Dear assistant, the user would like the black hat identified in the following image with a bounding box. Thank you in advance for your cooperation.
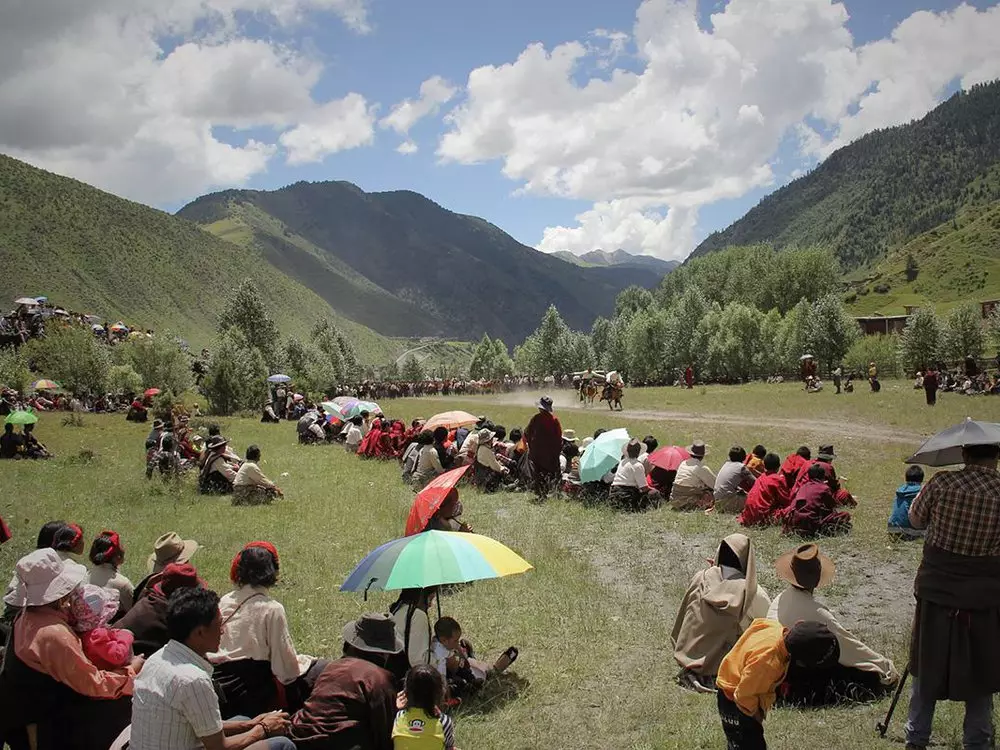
[538,396,554,413]
[342,613,403,654]
[785,622,840,669]
[818,445,836,461]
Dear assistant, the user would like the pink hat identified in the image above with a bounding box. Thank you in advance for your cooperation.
[4,549,88,607]
[69,584,121,633]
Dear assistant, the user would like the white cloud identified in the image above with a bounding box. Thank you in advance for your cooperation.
[380,75,458,153]
[396,141,419,155]
[439,0,1000,260]
[280,93,376,165]
[0,0,374,204]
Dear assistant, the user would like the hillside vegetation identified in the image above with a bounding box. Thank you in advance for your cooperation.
[692,80,1000,270]
[0,154,398,361]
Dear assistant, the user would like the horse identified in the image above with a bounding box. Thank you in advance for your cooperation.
[601,384,623,411]
[582,381,600,406]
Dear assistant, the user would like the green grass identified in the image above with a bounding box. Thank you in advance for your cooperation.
[1,382,992,748]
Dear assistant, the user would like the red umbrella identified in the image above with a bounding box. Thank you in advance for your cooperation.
[144,388,161,397]
[648,445,690,472]
[405,465,471,536]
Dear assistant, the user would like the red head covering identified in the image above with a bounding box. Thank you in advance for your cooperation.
[99,530,124,558]
[229,541,280,583]
[156,562,202,596]
[65,523,84,548]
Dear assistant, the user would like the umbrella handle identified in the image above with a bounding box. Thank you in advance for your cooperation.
[363,577,377,602]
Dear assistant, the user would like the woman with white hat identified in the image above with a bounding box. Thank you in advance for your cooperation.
[0,548,141,750]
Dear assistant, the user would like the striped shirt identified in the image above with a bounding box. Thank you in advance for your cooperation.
[131,640,224,750]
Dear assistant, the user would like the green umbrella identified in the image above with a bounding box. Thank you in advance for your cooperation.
[579,427,630,482]
[5,410,38,425]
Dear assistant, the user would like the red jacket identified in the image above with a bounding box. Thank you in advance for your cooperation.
[525,411,562,474]
[738,472,790,527]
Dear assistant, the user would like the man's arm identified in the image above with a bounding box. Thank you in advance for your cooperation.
[908,483,932,529]
[201,713,289,750]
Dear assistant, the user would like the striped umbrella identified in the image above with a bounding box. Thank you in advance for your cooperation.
[340,530,532,593]
[30,379,60,391]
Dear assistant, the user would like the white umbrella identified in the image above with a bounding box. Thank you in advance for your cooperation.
[13,297,39,306]
[799,354,815,360]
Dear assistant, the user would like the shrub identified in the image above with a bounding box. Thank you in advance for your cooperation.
[107,364,143,396]
[0,346,31,393]
[115,336,192,394]
[845,334,902,378]
[22,326,109,396]
[202,328,268,415]
[873,283,891,294]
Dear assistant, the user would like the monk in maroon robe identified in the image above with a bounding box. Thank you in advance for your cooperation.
[525,396,562,500]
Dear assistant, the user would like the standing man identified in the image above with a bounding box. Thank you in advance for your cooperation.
[525,396,562,501]
[684,365,694,390]
[905,442,1000,750]
[923,366,939,406]
[832,365,842,395]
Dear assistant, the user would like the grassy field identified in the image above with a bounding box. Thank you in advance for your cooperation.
[2,381,996,749]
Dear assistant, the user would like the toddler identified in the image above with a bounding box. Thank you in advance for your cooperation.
[69,584,134,670]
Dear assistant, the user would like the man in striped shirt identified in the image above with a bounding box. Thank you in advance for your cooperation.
[130,587,293,750]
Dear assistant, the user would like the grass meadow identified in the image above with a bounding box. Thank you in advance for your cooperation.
[3,380,1000,749]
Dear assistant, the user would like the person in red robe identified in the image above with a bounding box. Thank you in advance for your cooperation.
[780,446,812,488]
[684,366,694,389]
[525,396,562,500]
[789,445,856,508]
[738,454,790,527]
[779,462,852,536]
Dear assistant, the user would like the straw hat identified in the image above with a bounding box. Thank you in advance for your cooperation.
[342,613,404,654]
[538,396,553,412]
[147,532,200,574]
[4,549,88,607]
[562,429,579,444]
[688,440,707,458]
[775,543,835,590]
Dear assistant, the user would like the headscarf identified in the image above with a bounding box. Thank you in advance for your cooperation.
[96,530,124,563]
[229,541,280,583]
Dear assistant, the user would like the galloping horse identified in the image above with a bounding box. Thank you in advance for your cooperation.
[601,383,623,411]
[582,381,600,406]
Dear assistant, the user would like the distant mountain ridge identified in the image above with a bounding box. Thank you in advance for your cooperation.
[179,182,665,342]
[552,248,678,273]
[689,80,1000,271]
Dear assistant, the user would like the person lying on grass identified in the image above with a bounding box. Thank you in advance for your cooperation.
[430,616,517,701]
[716,620,839,750]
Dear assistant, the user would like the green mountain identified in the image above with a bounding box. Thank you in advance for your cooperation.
[553,249,679,274]
[691,80,1000,271]
[0,153,398,361]
[178,183,661,342]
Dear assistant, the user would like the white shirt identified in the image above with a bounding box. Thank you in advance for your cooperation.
[208,585,313,684]
[233,461,275,489]
[131,640,224,750]
[88,563,135,613]
[430,638,452,679]
[674,457,717,490]
[612,457,647,488]
[391,604,431,668]
[460,432,480,457]
[344,424,363,448]
[476,443,505,473]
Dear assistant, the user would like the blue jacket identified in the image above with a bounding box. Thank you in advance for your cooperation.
[888,482,923,528]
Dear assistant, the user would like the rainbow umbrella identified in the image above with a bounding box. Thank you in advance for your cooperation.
[31,379,60,391]
[338,400,380,420]
[5,410,38,426]
[340,530,533,593]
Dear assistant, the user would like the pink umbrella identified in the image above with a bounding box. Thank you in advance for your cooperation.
[648,445,690,472]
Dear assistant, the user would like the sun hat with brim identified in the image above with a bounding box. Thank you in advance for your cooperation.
[538,396,553,412]
[477,428,495,444]
[342,613,404,654]
[4,549,88,607]
[775,543,835,590]
[147,532,200,574]
[817,444,836,461]
[688,440,707,458]
[206,435,229,451]
[562,429,579,444]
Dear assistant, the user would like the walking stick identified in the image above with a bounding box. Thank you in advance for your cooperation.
[876,665,910,738]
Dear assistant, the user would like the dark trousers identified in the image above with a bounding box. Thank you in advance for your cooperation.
[718,691,766,750]
[925,388,937,405]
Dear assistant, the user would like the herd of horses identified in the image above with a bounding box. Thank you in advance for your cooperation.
[579,380,624,410]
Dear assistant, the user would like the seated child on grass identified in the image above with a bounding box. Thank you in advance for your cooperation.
[393,664,457,750]
[432,617,517,699]
[887,465,925,538]
[716,620,839,750]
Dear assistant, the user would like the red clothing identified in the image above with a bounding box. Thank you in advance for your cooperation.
[780,479,851,536]
[738,472,790,527]
[0,513,10,544]
[82,627,134,671]
[789,460,855,506]
[684,367,694,388]
[525,410,563,474]
[780,454,809,488]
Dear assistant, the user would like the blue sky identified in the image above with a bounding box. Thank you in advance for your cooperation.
[4,0,999,259]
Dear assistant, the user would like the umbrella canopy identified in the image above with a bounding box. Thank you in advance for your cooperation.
[649,445,691,472]
[340,530,532,593]
[319,402,344,423]
[405,465,471,536]
[331,396,355,407]
[267,374,291,383]
[799,354,815,361]
[579,428,630,483]
[109,323,128,332]
[423,411,479,432]
[144,388,161,397]
[5,410,38,426]
[30,379,60,391]
[905,418,1000,467]
[13,297,39,306]
[339,400,380,420]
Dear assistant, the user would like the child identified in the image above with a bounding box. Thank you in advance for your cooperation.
[392,664,456,749]
[69,584,135,670]
[887,465,925,538]
[432,617,517,699]
[716,620,839,749]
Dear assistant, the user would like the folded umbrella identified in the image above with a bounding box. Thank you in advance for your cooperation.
[340,530,532,593]
[405,465,471,536]
[649,445,691,472]
[905,417,1000,467]
[5,410,38,426]
[422,411,479,432]
[579,428,630,483]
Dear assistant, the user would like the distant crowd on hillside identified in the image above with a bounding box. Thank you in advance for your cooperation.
[1,295,154,348]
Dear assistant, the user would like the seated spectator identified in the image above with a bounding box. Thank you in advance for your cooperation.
[22,423,52,459]
[430,616,516,699]
[432,427,455,471]
[343,416,364,452]
[199,435,238,495]
[130,587,293,750]
[87,530,134,616]
[768,544,899,705]
[132,532,200,604]
[780,463,853,537]
[261,400,280,424]
[126,397,148,422]
[233,445,283,506]
[422,490,472,534]
[116,562,202,657]
[68,584,134,670]
[290,613,401,749]
[789,445,856,508]
[388,588,438,681]
[780,446,812,488]
[712,446,756,514]
[412,432,444,490]
[670,441,716,511]
[738,453,791,527]
[744,445,766,477]
[887,465,925,538]
[610,439,661,511]
[473,430,509,493]
[0,422,24,459]
[0,549,138,750]
[671,533,771,693]
[147,434,182,480]
[52,523,86,560]
[393,665,456,749]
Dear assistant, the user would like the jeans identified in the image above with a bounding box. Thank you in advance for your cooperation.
[230,716,297,750]
[904,676,994,749]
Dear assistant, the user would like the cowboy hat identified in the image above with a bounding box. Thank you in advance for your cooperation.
[817,444,836,461]
[688,440,707,458]
[205,435,229,451]
[4,549,88,607]
[775,543,835,590]
[562,429,579,444]
[342,612,404,654]
[538,396,553,412]
[147,532,200,574]
[152,419,164,429]
[477,428,495,443]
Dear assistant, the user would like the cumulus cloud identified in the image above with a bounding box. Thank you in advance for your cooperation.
[439,0,1000,260]
[380,76,458,152]
[280,93,377,164]
[0,0,374,204]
